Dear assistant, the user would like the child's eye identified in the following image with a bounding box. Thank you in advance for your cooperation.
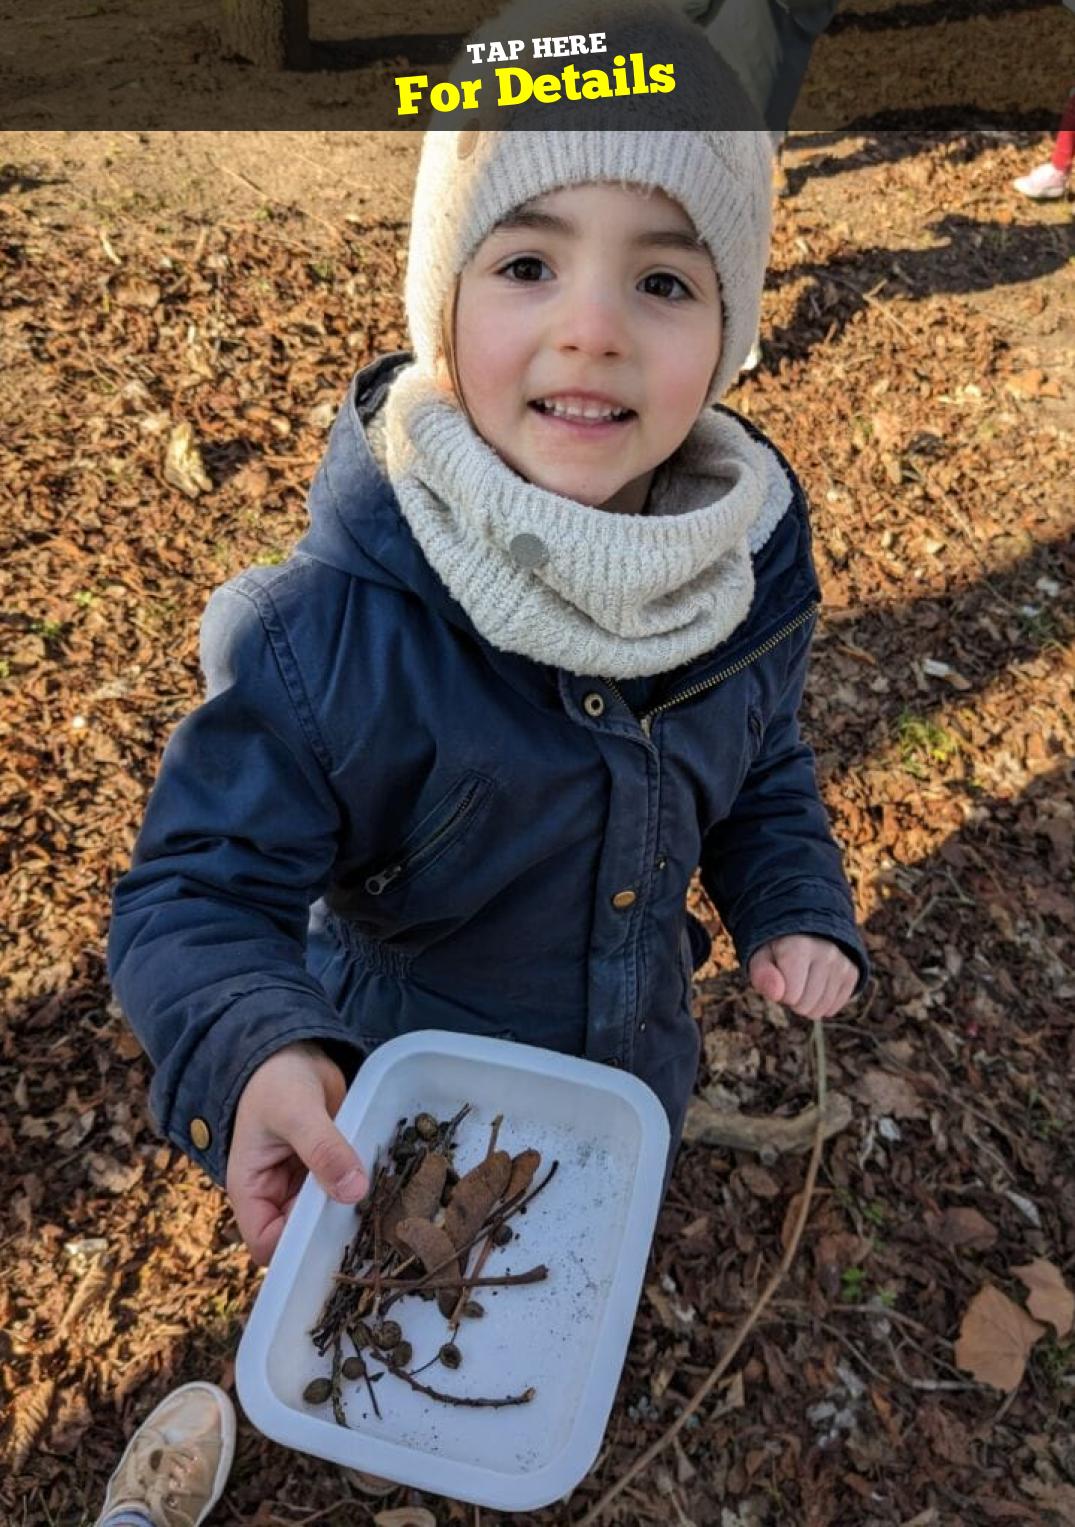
[498,256,550,283]
[640,271,692,301]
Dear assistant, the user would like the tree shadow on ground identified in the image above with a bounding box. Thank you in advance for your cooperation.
[782,129,1045,198]
[809,528,1073,783]
[764,213,1073,366]
[693,756,1073,1068]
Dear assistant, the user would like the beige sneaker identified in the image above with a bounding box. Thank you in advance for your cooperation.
[340,1467,397,1497]
[97,1382,236,1527]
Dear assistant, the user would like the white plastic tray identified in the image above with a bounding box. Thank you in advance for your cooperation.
[236,1029,669,1511]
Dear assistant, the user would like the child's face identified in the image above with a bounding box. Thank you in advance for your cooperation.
[453,183,722,515]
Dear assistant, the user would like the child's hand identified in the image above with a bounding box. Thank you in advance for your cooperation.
[747,934,858,1020]
[226,1040,368,1265]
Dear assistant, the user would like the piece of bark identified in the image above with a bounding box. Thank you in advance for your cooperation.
[683,1091,853,1159]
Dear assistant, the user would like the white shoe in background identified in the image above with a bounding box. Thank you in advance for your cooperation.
[1012,162,1069,200]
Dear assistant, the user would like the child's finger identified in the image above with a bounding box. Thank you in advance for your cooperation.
[287,1114,369,1204]
[773,943,811,1008]
[748,946,785,1002]
[792,960,831,1017]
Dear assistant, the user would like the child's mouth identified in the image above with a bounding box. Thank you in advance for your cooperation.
[529,398,636,433]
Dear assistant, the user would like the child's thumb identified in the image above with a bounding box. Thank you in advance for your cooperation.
[749,945,785,1003]
[291,1116,369,1204]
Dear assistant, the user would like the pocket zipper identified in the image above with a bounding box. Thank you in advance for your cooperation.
[606,601,820,738]
[365,783,482,897]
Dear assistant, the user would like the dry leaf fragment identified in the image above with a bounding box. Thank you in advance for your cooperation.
[114,277,161,309]
[505,1147,541,1201]
[737,1162,781,1199]
[399,1152,448,1224]
[954,1284,1046,1392]
[2,1378,55,1474]
[163,421,213,498]
[395,1217,461,1318]
[853,1068,926,1120]
[927,1207,998,1251]
[1012,1259,1074,1338]
[374,1511,437,1527]
[442,1150,511,1255]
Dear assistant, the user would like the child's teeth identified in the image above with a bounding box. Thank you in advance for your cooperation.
[539,399,627,421]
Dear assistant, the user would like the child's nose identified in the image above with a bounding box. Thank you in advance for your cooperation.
[554,284,630,359]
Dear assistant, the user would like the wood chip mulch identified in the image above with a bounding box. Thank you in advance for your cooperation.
[1,131,1073,1526]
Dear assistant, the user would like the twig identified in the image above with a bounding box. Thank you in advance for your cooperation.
[335,1265,548,1292]
[381,1365,534,1409]
[576,1021,829,1526]
[216,162,342,241]
[487,1113,503,1157]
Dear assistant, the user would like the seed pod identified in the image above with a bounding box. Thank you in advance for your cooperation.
[389,1340,413,1368]
[372,1320,402,1351]
[302,1377,333,1405]
[349,1320,372,1349]
[415,1112,439,1140]
[463,1300,485,1319]
[439,1342,462,1370]
[491,1223,513,1247]
[341,1356,365,1381]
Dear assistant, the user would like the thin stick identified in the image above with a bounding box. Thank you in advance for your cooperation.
[576,1022,829,1527]
[335,1265,548,1292]
[382,1364,534,1409]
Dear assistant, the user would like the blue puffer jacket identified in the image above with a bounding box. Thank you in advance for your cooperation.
[108,353,868,1186]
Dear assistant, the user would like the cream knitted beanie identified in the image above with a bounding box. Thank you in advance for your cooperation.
[405,128,773,404]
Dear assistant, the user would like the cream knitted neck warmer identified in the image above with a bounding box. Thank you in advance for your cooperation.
[381,364,792,679]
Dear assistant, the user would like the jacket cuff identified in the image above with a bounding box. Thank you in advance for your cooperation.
[732,878,871,996]
[150,989,364,1187]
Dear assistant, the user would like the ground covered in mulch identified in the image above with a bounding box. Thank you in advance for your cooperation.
[1,131,1073,1526]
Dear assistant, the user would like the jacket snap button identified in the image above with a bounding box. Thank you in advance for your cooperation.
[190,1117,212,1151]
[583,692,605,718]
[611,889,637,910]
[509,532,549,569]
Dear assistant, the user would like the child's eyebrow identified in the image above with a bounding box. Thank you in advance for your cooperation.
[494,207,707,256]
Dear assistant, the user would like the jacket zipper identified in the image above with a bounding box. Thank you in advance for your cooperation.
[605,601,820,738]
[365,783,482,896]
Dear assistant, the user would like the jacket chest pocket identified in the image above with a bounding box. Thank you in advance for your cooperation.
[363,772,492,898]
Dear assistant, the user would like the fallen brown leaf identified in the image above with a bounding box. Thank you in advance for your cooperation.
[954,1284,1046,1392]
[926,1206,999,1251]
[853,1068,926,1120]
[1012,1259,1074,1339]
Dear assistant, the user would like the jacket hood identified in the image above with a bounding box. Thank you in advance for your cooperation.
[296,352,475,634]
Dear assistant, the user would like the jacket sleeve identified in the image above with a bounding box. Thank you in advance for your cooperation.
[107,577,360,1186]
[699,616,870,994]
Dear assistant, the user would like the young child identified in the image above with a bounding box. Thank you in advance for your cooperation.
[108,127,869,1268]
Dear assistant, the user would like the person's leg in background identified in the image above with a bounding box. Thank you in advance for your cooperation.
[697,0,839,132]
[96,1382,235,1527]
[691,0,838,371]
[1014,86,1075,199]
